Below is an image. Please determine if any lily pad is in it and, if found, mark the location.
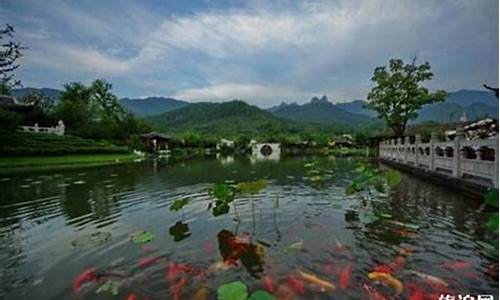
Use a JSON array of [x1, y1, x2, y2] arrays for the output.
[[211, 183, 234, 201], [386, 170, 401, 187], [170, 198, 190, 211], [237, 179, 267, 195], [169, 221, 191, 242], [130, 230, 155, 245], [217, 281, 248, 300], [248, 290, 276, 300]]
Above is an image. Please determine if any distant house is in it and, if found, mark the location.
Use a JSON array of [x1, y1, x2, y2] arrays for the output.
[[141, 132, 171, 152], [0, 95, 34, 114], [330, 134, 354, 148]]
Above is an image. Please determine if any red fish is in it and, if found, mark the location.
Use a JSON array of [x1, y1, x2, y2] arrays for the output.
[[262, 275, 275, 293], [171, 276, 187, 300], [126, 293, 139, 300], [166, 262, 190, 280], [362, 283, 391, 300], [406, 283, 424, 300], [166, 262, 190, 300], [138, 256, 159, 268], [388, 256, 405, 271], [339, 262, 352, 289], [373, 264, 393, 274], [73, 267, 98, 295], [286, 275, 306, 295], [441, 260, 471, 270]]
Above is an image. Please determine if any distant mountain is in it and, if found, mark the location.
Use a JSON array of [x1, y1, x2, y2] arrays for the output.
[[268, 95, 378, 126], [147, 100, 325, 137], [335, 100, 377, 117], [119, 97, 189, 117], [11, 88, 61, 102], [330, 90, 498, 123]]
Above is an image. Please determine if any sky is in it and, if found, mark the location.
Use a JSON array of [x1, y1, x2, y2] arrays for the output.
[[1, 0, 498, 107]]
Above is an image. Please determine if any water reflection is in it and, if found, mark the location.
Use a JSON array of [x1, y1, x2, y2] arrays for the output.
[[0, 156, 497, 299]]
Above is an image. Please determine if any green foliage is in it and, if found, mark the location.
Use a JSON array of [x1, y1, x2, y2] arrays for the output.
[[346, 165, 401, 196], [485, 189, 498, 208], [488, 213, 499, 234], [130, 230, 155, 245], [96, 280, 120, 295], [53, 79, 149, 140], [0, 108, 21, 131], [217, 281, 248, 300], [366, 58, 447, 136], [386, 170, 402, 188], [210, 183, 235, 202], [170, 198, 190, 211], [0, 24, 24, 89], [236, 180, 267, 195]]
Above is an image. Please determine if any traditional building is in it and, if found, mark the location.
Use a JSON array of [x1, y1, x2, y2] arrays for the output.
[[141, 132, 171, 152]]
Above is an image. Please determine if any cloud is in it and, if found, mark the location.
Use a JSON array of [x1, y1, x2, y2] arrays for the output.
[[5, 0, 498, 105]]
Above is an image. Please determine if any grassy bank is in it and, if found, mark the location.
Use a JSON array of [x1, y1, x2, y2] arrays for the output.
[[0, 132, 128, 156], [0, 153, 141, 173]]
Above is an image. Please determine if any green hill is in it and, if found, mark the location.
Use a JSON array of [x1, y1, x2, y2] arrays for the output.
[[147, 100, 337, 138]]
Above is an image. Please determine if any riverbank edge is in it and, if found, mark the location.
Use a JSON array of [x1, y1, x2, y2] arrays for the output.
[[0, 153, 142, 174]]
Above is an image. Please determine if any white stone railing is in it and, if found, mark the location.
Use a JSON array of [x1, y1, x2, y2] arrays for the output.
[[379, 131, 499, 188], [19, 120, 65, 136]]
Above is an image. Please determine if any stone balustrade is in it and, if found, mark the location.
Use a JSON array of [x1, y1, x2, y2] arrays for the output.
[[379, 130, 498, 188], [19, 120, 65, 136]]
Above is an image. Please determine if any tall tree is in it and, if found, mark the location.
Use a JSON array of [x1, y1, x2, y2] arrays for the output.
[[0, 24, 24, 94], [365, 58, 446, 137]]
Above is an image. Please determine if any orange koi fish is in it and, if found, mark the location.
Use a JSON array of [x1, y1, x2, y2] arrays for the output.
[[368, 272, 403, 294], [298, 270, 336, 291]]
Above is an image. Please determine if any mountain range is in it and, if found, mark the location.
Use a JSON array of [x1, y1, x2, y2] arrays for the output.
[[10, 88, 498, 132]]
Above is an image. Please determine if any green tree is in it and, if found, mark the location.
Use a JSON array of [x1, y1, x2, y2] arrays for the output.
[[90, 79, 126, 122], [365, 58, 446, 137], [0, 24, 24, 94], [55, 82, 94, 134]]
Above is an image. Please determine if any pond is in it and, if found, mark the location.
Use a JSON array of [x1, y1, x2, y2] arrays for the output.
[[0, 156, 497, 300]]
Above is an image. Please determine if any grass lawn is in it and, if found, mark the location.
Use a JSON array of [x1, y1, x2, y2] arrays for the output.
[[0, 153, 142, 173]]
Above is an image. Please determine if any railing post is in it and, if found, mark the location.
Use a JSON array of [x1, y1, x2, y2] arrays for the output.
[[453, 127, 465, 178], [430, 132, 438, 172], [404, 136, 410, 164], [415, 134, 421, 167], [495, 134, 499, 189]]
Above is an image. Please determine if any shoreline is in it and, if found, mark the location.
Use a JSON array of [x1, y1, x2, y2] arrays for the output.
[[0, 153, 142, 174]]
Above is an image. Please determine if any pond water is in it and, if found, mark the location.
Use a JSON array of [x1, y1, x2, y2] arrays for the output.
[[0, 156, 497, 300]]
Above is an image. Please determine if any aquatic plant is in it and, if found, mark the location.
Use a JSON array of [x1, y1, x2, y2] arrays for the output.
[[217, 281, 248, 300], [130, 230, 155, 245], [169, 221, 191, 242], [170, 198, 190, 211], [345, 165, 401, 197]]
